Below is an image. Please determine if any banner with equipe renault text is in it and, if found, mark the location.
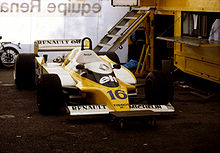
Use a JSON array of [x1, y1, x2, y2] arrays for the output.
[[0, 0, 101, 17], [0, 0, 129, 62]]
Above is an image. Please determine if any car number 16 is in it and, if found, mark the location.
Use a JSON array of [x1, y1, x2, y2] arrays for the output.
[[107, 90, 127, 100]]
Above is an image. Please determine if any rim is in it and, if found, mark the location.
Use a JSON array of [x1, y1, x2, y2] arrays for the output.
[[1, 49, 18, 67]]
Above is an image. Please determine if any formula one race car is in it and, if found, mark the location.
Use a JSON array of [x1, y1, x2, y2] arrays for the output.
[[14, 37, 174, 121]]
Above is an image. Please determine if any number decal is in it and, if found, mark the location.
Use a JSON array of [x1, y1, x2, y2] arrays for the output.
[[115, 90, 127, 99], [107, 90, 116, 100], [107, 90, 127, 100]]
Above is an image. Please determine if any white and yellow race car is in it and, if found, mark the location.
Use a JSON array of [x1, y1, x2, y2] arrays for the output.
[[14, 37, 174, 119]]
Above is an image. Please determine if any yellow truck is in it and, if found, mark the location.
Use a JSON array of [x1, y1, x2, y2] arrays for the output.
[[95, 0, 220, 84]]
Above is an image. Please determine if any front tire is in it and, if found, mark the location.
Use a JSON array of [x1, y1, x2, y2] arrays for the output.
[[37, 74, 64, 114], [15, 53, 36, 89], [145, 71, 174, 105]]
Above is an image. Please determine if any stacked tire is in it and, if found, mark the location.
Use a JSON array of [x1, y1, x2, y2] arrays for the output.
[[145, 71, 174, 105]]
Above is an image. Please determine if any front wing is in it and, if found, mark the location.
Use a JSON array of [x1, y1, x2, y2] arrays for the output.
[[67, 103, 174, 116]]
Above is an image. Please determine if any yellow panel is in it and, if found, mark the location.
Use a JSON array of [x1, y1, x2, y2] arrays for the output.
[[174, 54, 185, 70], [156, 0, 220, 12], [182, 45, 220, 65], [174, 11, 181, 37], [185, 58, 220, 83], [175, 54, 220, 84], [149, 10, 155, 71], [186, 58, 220, 78], [140, 0, 156, 6]]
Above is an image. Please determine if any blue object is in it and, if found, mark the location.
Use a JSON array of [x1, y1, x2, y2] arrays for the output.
[[122, 59, 139, 70]]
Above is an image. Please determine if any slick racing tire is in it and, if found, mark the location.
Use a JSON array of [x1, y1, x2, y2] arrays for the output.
[[37, 74, 64, 114], [15, 53, 36, 89], [0, 47, 19, 68], [145, 70, 174, 105], [97, 52, 120, 64]]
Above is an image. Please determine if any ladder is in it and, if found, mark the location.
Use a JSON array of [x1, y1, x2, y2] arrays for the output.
[[94, 8, 151, 53]]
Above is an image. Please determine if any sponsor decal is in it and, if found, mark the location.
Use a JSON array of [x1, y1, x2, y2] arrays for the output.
[[114, 104, 129, 107], [83, 53, 92, 56], [71, 104, 108, 111], [129, 104, 174, 112], [129, 104, 163, 109], [68, 105, 111, 115], [100, 76, 110, 84], [100, 75, 117, 84], [37, 39, 81, 45], [114, 103, 129, 108]]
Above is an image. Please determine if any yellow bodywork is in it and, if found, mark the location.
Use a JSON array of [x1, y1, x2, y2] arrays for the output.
[[64, 67, 135, 111], [36, 52, 136, 112], [62, 52, 136, 111]]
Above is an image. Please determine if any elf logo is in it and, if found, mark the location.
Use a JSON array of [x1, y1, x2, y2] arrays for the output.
[[100, 75, 117, 84]]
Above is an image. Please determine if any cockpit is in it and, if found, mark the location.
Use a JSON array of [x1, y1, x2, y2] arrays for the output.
[[64, 48, 113, 75]]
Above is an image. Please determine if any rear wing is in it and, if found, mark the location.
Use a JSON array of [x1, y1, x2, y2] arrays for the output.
[[34, 39, 85, 54]]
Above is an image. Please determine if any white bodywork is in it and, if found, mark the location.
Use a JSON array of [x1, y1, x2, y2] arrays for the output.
[[36, 57, 76, 87], [100, 55, 136, 84], [36, 47, 136, 87]]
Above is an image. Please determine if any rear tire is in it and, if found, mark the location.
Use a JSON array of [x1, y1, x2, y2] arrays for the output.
[[37, 74, 64, 114], [145, 70, 174, 105], [15, 53, 36, 89]]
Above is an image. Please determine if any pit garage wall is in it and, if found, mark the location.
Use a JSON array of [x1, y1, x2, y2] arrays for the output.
[[0, 0, 129, 63]]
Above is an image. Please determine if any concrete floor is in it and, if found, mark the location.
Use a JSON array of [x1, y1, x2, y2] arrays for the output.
[[0, 68, 220, 153]]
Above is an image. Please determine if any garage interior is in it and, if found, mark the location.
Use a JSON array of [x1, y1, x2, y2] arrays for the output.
[[0, 0, 220, 153]]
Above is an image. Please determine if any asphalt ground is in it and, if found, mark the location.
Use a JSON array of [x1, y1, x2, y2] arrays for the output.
[[0, 68, 220, 153]]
